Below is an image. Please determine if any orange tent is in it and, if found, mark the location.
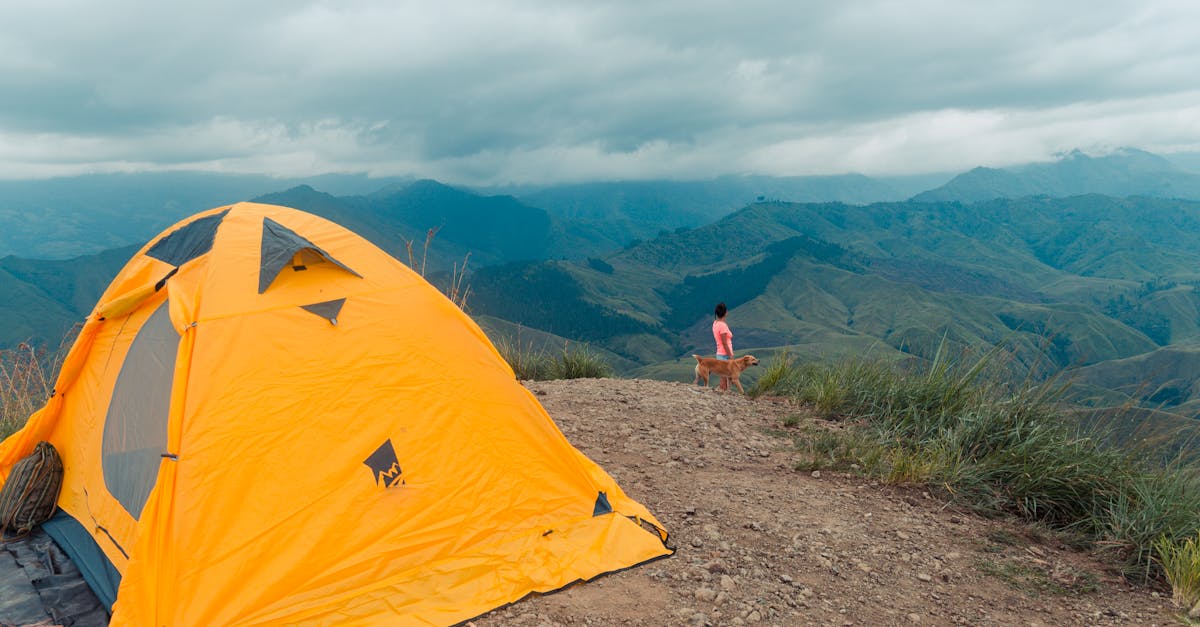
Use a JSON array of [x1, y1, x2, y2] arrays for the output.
[[0, 202, 671, 626]]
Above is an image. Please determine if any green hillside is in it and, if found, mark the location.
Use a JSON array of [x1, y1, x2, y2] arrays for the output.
[[469, 195, 1200, 414], [0, 246, 135, 345], [1068, 345, 1200, 417]]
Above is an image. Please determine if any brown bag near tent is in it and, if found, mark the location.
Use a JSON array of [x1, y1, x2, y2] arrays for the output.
[[0, 441, 63, 541]]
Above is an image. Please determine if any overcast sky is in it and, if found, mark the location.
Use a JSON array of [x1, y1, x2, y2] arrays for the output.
[[1, 0, 1198, 184]]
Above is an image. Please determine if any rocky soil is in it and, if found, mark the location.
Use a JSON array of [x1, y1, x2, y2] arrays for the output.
[[474, 378, 1181, 627]]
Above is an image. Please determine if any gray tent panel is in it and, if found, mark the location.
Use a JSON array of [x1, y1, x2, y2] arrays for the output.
[[300, 298, 346, 325], [101, 300, 179, 520], [145, 209, 230, 266], [259, 217, 361, 293]]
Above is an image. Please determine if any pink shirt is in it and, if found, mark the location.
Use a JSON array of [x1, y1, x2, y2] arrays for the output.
[[713, 319, 733, 356]]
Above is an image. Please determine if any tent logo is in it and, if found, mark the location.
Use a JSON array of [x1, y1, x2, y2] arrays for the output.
[[365, 439, 404, 487]]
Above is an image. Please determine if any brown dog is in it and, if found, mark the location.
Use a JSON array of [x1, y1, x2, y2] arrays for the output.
[[692, 354, 759, 394]]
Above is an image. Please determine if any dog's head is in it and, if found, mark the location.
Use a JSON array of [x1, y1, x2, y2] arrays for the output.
[[739, 355, 760, 368]]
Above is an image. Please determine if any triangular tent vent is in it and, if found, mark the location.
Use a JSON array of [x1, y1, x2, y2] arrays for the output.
[[300, 298, 346, 325], [259, 217, 361, 293]]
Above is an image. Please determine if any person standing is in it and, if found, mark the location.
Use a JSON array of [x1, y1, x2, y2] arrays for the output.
[[712, 302, 734, 391]]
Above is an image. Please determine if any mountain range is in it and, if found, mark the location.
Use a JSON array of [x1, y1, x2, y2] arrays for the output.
[[5, 148, 1200, 423]]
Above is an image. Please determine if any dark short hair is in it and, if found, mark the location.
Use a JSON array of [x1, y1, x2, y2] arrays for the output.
[[715, 302, 727, 318]]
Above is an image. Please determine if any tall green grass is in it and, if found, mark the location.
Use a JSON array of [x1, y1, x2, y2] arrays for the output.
[[753, 347, 1200, 584], [496, 339, 612, 381]]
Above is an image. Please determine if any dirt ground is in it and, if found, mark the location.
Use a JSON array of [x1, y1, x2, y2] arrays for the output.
[[474, 378, 1181, 627]]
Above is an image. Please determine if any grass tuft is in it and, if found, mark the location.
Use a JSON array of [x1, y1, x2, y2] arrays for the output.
[[496, 338, 611, 381], [553, 343, 613, 380], [1155, 531, 1200, 609]]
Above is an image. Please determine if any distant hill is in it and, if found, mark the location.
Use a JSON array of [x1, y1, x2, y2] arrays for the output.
[[3, 148, 1197, 261], [1068, 345, 1200, 417], [0, 171, 414, 259], [913, 148, 1200, 203], [0, 245, 136, 345], [0, 170, 947, 260], [253, 180, 605, 272], [501, 173, 951, 248], [1166, 151, 1200, 173]]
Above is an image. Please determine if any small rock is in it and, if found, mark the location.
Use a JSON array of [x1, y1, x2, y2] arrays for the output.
[[916, 573, 933, 582], [896, 531, 911, 541], [695, 587, 718, 603], [689, 612, 707, 625], [720, 574, 737, 591], [779, 573, 793, 584], [907, 613, 922, 623], [811, 470, 822, 478], [691, 537, 704, 548], [746, 609, 762, 623]]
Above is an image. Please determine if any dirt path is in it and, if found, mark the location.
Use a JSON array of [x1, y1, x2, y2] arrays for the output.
[[475, 378, 1179, 626]]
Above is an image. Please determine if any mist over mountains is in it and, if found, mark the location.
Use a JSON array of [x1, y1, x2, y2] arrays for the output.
[[4, 148, 1200, 423]]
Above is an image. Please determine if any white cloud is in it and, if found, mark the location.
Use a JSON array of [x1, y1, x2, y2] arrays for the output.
[[0, 0, 1198, 183]]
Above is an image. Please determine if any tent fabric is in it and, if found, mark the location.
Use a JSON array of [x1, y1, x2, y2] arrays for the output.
[[0, 202, 671, 626]]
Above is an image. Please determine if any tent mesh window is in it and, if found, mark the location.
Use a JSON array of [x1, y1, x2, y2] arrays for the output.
[[101, 300, 179, 519]]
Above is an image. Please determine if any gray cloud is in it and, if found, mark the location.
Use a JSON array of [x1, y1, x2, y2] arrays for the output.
[[0, 0, 1197, 183]]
